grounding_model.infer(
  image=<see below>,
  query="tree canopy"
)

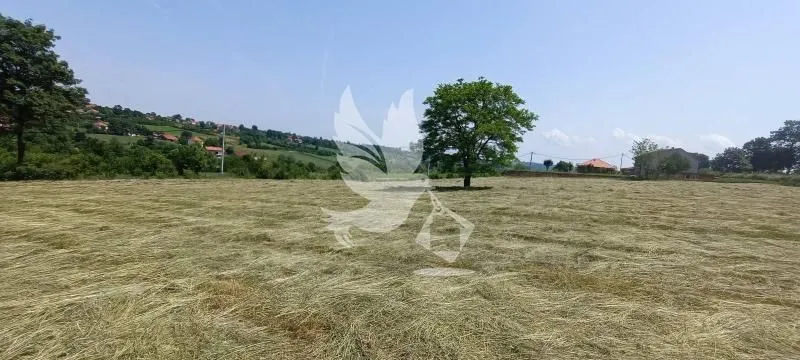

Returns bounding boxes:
[553,160,574,172]
[420,77,537,187]
[0,14,87,164]
[769,120,799,172]
[711,147,752,173]
[630,138,660,169]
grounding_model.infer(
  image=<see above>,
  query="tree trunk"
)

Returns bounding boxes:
[462,157,472,188]
[16,127,25,165]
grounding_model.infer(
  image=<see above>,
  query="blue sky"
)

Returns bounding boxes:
[4,0,800,166]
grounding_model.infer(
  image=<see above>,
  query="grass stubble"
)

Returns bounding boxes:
[0,177,798,359]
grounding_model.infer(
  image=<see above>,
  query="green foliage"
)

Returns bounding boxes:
[768,120,800,172]
[658,152,691,175]
[543,159,553,171]
[179,130,193,145]
[168,144,212,175]
[742,137,781,172]
[711,147,752,173]
[420,77,538,187]
[0,14,88,164]
[553,160,574,172]
[203,136,220,147]
[630,138,660,169]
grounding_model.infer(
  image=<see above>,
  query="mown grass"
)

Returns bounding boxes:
[0,177,798,359]
[716,172,800,187]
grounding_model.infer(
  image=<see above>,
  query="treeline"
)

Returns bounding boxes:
[0,133,342,180]
[711,120,799,173]
[236,126,338,157]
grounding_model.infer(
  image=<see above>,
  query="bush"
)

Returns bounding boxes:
[1,164,74,180]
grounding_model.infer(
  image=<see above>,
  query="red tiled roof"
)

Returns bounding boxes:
[205,146,223,151]
[160,133,178,141]
[581,158,615,168]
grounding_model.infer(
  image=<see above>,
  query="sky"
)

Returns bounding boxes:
[4,0,800,167]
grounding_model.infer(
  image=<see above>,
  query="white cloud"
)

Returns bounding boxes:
[543,129,597,147]
[611,128,641,142]
[613,128,736,155]
[543,128,572,146]
[650,135,682,148]
[699,133,735,149]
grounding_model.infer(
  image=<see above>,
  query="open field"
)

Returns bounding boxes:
[234,146,337,167]
[1,177,798,359]
[143,124,187,135]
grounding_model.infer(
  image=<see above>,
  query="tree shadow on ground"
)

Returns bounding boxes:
[432,186,493,192]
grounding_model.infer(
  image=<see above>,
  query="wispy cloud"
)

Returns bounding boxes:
[543,128,571,146]
[613,128,735,155]
[542,128,596,147]
[612,128,641,142]
[150,0,170,15]
[698,133,735,149]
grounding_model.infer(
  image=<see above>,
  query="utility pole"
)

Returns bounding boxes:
[619,153,624,172]
[529,152,533,170]
[220,125,226,174]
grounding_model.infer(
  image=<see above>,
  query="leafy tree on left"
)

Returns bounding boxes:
[0,14,87,164]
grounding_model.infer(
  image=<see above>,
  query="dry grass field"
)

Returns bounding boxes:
[1,177,798,359]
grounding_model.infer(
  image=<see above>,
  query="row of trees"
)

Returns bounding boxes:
[0,133,340,180]
[710,121,799,173]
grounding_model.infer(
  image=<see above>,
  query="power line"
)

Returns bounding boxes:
[518,151,619,162]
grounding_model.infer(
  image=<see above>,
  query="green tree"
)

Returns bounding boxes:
[0,14,88,164]
[711,147,752,173]
[179,130,192,145]
[658,152,691,175]
[168,144,210,175]
[553,160,574,172]
[769,120,800,172]
[203,136,220,147]
[631,138,660,170]
[743,137,781,172]
[73,131,87,143]
[543,159,553,171]
[420,77,537,187]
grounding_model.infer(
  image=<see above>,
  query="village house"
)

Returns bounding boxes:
[188,136,204,145]
[576,158,616,174]
[159,133,179,142]
[205,146,224,158]
[288,135,303,144]
[93,120,109,131]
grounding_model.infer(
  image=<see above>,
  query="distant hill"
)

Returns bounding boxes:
[80,103,340,165]
[507,158,546,171]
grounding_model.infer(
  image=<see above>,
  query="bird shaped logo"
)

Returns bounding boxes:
[321,87,474,265]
